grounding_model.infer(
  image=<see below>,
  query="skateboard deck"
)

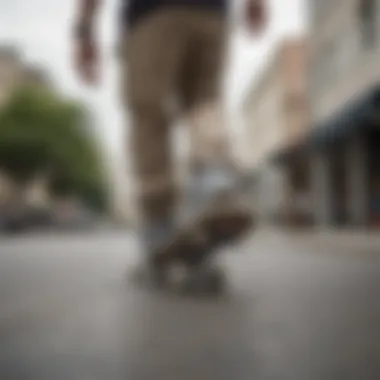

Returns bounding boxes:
[147,180,256,294]
[153,202,254,269]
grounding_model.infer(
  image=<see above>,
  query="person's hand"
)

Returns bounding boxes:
[245,0,268,36]
[73,24,100,86]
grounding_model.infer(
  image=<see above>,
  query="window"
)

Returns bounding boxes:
[359,0,377,49]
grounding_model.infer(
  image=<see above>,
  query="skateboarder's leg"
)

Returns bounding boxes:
[180,13,254,249]
[120,11,190,283]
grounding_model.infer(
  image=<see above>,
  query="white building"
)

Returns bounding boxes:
[309,0,380,124]
[244,39,310,223]
[307,0,380,227]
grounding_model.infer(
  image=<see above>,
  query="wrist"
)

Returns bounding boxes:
[73,20,94,40]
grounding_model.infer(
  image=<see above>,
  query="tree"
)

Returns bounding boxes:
[0,87,53,184]
[0,86,109,213]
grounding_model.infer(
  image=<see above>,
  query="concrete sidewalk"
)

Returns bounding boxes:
[247,227,380,254]
[1,229,380,379]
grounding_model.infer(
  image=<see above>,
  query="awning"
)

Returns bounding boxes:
[272,84,380,165]
[307,85,380,148]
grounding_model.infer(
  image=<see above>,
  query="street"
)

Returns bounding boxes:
[0,229,379,380]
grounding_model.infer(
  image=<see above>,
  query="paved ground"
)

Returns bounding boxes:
[0,229,379,380]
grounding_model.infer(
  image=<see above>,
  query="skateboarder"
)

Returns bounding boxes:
[73,0,267,289]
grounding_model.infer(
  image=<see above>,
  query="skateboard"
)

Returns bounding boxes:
[151,198,254,295]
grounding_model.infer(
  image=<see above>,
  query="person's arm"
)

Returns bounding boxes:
[245,0,267,35]
[72,0,102,85]
[74,0,100,35]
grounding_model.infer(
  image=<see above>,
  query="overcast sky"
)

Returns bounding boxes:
[0,0,307,193]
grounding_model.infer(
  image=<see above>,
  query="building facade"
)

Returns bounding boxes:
[244,39,310,223]
[309,0,380,124]
[307,0,380,228]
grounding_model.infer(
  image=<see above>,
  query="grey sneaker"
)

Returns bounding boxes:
[180,163,254,248]
[179,162,236,224]
[138,219,176,288]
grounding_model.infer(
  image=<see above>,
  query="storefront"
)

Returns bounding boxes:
[272,144,313,227]
[368,128,380,228]
[274,85,380,229]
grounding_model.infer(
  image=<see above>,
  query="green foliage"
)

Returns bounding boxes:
[0,86,109,212]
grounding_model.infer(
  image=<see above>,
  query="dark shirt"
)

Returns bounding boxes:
[121,0,227,28]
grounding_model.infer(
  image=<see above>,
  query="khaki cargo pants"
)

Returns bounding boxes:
[120,8,230,223]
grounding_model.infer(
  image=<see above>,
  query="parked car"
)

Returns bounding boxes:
[0,204,53,234]
[52,204,99,231]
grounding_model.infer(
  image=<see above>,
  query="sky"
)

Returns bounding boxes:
[0,0,307,202]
